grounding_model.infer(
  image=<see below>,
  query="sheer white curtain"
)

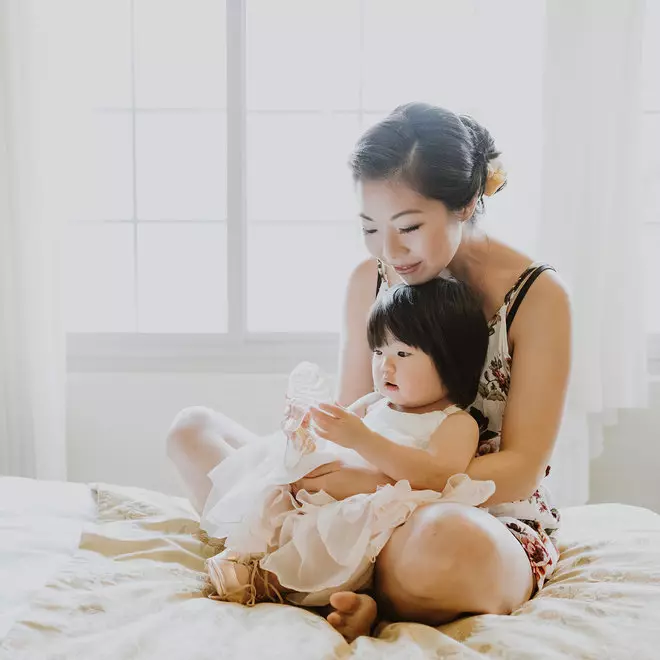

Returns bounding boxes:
[0,1,69,479]
[538,0,648,505]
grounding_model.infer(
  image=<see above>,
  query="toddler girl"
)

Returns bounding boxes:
[201,277,494,607]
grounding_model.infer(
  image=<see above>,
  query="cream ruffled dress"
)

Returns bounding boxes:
[201,365,494,606]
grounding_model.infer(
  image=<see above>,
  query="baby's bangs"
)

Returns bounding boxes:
[366,286,424,351]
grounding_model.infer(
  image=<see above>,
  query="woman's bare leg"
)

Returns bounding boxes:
[327,502,534,641]
[374,503,533,623]
[166,406,259,513]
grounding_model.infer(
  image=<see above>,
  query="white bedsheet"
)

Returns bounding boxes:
[1,477,659,659]
[0,478,95,642]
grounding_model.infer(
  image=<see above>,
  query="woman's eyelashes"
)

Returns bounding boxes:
[399,224,421,234]
[361,224,421,236]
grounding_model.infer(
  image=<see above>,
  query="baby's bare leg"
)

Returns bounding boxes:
[166,406,259,512]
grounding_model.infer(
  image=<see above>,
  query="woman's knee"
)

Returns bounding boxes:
[383,505,498,584]
[376,504,526,619]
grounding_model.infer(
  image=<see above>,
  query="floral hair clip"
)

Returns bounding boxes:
[483,159,507,197]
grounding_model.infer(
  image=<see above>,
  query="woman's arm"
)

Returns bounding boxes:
[336,259,379,406]
[292,462,395,500]
[467,272,571,505]
[354,412,479,491]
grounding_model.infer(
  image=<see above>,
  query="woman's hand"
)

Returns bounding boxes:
[291,461,394,501]
[309,402,374,449]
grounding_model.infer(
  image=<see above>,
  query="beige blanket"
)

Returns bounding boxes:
[1,478,660,659]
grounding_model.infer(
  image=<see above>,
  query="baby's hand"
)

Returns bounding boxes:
[346,391,383,418]
[309,403,373,449]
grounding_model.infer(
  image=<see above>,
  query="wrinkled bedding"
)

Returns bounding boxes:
[1,476,659,659]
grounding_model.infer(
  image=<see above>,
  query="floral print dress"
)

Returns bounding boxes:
[469,262,561,592]
[376,260,561,592]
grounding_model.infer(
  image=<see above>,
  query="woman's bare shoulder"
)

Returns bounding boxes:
[522,268,570,312]
[343,258,380,320]
[509,267,571,341]
[336,258,379,405]
[347,258,379,294]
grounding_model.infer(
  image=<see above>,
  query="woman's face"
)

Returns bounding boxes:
[357,178,464,284]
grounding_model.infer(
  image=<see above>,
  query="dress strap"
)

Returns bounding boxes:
[505,263,555,331]
[443,404,463,416]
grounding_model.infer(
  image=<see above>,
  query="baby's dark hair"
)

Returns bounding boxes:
[367,278,489,408]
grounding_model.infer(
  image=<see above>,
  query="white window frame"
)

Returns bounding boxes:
[66,0,660,376]
[67,0,341,374]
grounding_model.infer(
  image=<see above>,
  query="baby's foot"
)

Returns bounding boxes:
[206,552,285,605]
[327,592,378,642]
[206,553,256,604]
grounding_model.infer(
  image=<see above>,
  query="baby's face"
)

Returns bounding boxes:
[371,335,446,412]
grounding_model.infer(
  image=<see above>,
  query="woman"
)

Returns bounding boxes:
[167,102,571,642]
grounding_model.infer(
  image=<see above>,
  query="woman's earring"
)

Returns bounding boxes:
[377,259,390,287]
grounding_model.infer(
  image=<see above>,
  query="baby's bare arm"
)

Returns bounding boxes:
[352,412,479,491]
[346,391,383,418]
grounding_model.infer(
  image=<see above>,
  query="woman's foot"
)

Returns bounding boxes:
[327,592,378,642]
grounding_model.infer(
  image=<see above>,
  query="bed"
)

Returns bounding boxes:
[1,477,659,659]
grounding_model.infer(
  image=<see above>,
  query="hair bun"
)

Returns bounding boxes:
[459,115,504,198]
[459,115,499,164]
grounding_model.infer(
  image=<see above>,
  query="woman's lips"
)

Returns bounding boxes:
[393,262,421,275]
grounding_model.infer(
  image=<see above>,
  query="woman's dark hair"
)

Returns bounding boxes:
[350,102,501,217]
[367,278,488,408]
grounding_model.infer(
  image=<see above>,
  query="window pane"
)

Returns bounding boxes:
[247,0,360,111]
[88,0,132,108]
[137,223,227,332]
[63,0,228,334]
[362,0,475,111]
[64,224,135,332]
[643,224,660,333]
[134,0,227,108]
[84,113,134,221]
[362,0,544,117]
[247,113,360,222]
[135,112,227,220]
[247,224,367,332]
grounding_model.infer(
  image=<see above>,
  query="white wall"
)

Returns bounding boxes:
[67,372,289,497]
[590,380,660,512]
[66,373,660,513]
